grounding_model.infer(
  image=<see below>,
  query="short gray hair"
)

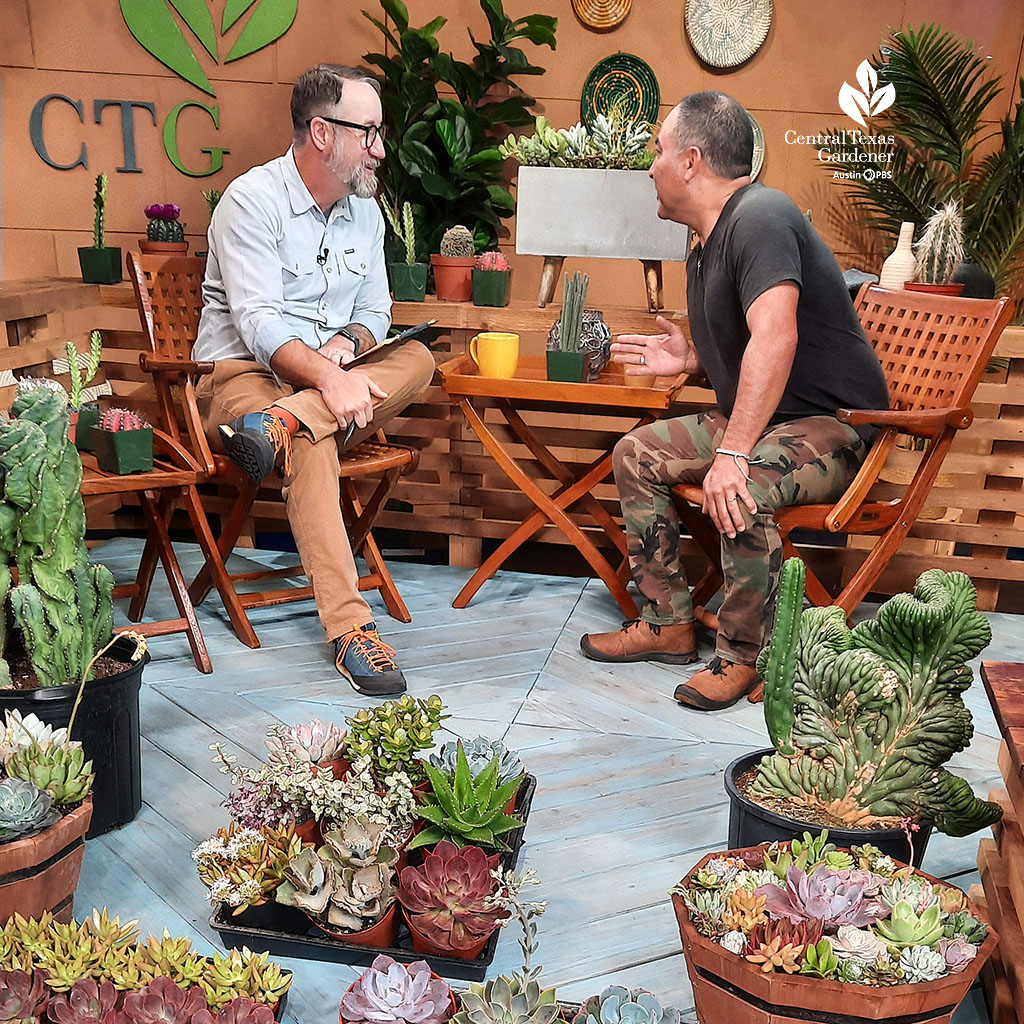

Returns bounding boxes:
[674,91,753,179]
[291,64,381,142]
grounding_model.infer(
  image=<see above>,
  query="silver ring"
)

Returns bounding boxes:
[729,495,740,502]
[639,354,646,366]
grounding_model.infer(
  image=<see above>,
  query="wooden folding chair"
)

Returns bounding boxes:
[126,252,419,648]
[671,284,1015,623]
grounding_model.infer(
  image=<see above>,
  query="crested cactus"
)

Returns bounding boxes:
[439,225,475,258]
[99,408,148,432]
[0,389,114,687]
[752,559,1001,838]
[914,201,964,285]
[92,174,108,250]
[144,204,185,243]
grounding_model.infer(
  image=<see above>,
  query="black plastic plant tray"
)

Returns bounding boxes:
[210,774,537,982]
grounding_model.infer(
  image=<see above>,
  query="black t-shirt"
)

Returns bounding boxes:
[686,183,888,440]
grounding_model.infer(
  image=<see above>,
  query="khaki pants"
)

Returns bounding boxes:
[196,340,435,641]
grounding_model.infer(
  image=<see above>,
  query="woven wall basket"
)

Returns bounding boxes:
[571,0,631,31]
[685,0,772,67]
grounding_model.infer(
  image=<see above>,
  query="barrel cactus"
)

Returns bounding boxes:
[439,225,475,258]
[144,204,185,243]
[0,388,115,687]
[752,558,1001,837]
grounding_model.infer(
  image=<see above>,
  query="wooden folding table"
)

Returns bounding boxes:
[439,353,685,617]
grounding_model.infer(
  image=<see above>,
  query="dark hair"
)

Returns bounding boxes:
[291,64,381,137]
[674,91,753,179]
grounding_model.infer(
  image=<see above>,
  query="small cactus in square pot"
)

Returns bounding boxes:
[78,173,122,284]
[93,408,153,474]
[65,330,103,451]
[431,225,476,301]
[384,200,427,302]
[472,251,511,307]
[140,203,188,254]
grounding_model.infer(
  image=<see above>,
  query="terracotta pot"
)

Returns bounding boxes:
[673,845,997,1024]
[430,255,474,302]
[138,240,188,255]
[311,899,398,946]
[341,964,456,1024]
[0,797,93,925]
[904,281,965,296]
[405,910,494,960]
[311,757,350,780]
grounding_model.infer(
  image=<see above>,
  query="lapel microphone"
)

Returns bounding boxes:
[317,247,329,265]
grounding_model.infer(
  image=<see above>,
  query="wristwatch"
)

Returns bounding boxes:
[335,326,361,356]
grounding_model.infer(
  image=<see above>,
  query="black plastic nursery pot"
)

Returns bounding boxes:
[725,749,934,867]
[0,635,148,838]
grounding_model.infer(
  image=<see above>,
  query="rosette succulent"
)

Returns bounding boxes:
[0,711,68,762]
[758,867,886,932]
[939,936,979,973]
[571,987,679,1024]
[345,695,448,782]
[943,911,988,944]
[5,740,94,807]
[340,955,453,1024]
[194,997,276,1024]
[47,977,118,1024]
[0,777,61,842]
[427,738,524,787]
[753,560,1002,837]
[831,925,886,964]
[879,876,941,913]
[0,969,50,1022]
[265,719,345,766]
[873,901,944,949]
[119,976,208,1024]
[454,975,559,1024]
[898,945,947,983]
[397,841,509,949]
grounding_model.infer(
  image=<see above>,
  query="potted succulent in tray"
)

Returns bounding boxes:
[93,407,154,474]
[397,841,510,958]
[726,559,1002,865]
[265,717,347,777]
[383,200,428,302]
[906,200,965,296]
[64,330,103,452]
[340,955,455,1024]
[570,989,679,1024]
[427,736,524,812]
[0,388,150,839]
[671,831,996,1024]
[431,226,476,302]
[472,251,511,307]
[345,694,449,786]
[77,173,121,285]
[546,272,590,383]
[140,203,188,254]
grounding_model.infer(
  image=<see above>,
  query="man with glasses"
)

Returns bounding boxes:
[194,64,434,696]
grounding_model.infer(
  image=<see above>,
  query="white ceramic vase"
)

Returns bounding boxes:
[878,221,917,289]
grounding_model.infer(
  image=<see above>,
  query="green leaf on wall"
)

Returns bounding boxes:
[222,0,258,32]
[169,0,218,59]
[120,0,215,95]
[225,0,298,63]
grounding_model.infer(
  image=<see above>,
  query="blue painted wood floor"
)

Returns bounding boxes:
[77,538,1004,1024]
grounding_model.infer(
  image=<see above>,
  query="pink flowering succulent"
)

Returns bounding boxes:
[757,866,886,932]
[474,251,509,272]
[340,955,452,1024]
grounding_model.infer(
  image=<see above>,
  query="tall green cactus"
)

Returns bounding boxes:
[0,389,114,687]
[66,331,102,410]
[93,174,107,250]
[914,201,964,285]
[751,561,1001,838]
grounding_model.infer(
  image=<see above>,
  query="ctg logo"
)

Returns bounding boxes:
[838,61,896,128]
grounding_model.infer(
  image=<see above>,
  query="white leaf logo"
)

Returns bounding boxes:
[840,61,895,127]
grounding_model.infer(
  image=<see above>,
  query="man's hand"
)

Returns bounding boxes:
[702,453,758,538]
[319,367,388,431]
[611,315,700,377]
[320,332,358,367]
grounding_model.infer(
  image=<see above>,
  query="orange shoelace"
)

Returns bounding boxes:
[263,415,293,476]
[336,625,398,672]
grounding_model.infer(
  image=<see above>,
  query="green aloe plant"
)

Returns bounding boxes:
[410,742,524,852]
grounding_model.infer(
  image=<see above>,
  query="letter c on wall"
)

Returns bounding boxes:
[30,94,87,170]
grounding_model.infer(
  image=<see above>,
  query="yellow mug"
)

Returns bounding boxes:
[470,332,519,379]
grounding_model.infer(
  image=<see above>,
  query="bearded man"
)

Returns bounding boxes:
[193,64,434,696]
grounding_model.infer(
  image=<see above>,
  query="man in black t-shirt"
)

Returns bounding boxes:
[581,91,889,711]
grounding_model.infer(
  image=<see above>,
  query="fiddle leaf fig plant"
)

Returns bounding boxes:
[752,559,1002,837]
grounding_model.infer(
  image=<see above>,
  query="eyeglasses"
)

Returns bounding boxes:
[307,116,386,149]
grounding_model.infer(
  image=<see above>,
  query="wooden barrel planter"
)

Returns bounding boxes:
[673,847,997,1024]
[0,796,93,925]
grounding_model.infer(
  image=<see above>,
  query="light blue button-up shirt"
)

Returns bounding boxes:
[194,147,392,367]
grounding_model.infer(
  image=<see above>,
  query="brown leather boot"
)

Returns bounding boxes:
[580,619,697,665]
[674,656,762,711]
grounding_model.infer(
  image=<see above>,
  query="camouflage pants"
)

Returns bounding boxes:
[613,410,867,665]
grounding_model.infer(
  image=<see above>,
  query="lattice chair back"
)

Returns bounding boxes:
[130,254,206,362]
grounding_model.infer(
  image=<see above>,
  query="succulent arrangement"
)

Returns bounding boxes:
[427,737,523,787]
[0,910,290,1012]
[264,718,345,767]
[913,200,965,285]
[397,840,509,950]
[438,226,476,259]
[345,695,448,783]
[499,112,654,170]
[753,559,1001,837]
[410,742,524,852]
[144,204,185,244]
[672,832,989,986]
[340,955,453,1024]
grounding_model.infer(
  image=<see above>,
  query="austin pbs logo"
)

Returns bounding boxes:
[839,61,896,128]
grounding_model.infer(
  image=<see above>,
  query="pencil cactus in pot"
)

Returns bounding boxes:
[383,200,427,302]
[472,251,511,308]
[93,407,153,475]
[546,273,590,382]
[431,226,476,302]
[77,173,122,284]
[725,557,1002,865]
[907,201,965,295]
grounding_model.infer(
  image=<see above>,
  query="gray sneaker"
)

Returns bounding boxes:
[334,622,407,696]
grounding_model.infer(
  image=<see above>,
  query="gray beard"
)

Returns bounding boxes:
[348,163,379,199]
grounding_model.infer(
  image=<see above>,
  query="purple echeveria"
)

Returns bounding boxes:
[47,978,119,1024]
[120,977,208,1024]
[832,868,887,897]
[0,969,50,1022]
[757,866,887,933]
[939,936,979,974]
[340,955,452,1024]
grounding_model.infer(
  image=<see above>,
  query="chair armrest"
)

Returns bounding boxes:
[836,406,973,436]
[152,429,203,474]
[140,352,214,377]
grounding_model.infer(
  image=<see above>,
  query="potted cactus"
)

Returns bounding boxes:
[671,832,996,1024]
[546,272,590,382]
[726,559,1002,865]
[340,954,456,1024]
[64,330,103,452]
[906,201,965,296]
[472,251,511,307]
[384,201,428,302]
[430,226,476,302]
[396,840,510,958]
[92,407,153,474]
[139,203,188,254]
[77,173,122,285]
